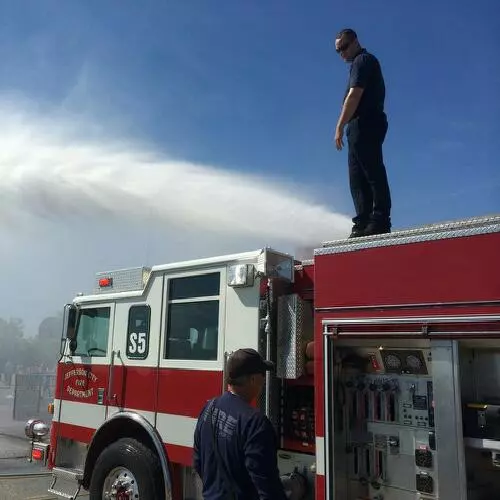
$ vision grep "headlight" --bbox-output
[25,419,50,439]
[33,421,50,437]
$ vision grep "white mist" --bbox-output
[0,100,351,247]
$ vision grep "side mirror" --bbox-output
[68,338,78,353]
[60,304,78,355]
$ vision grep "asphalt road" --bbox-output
[0,433,54,499]
[0,385,88,499]
[0,429,90,499]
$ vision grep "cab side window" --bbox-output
[126,305,151,360]
[165,272,220,361]
[73,307,110,357]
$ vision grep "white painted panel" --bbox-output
[112,275,164,368]
[106,405,156,425]
[156,413,198,447]
[54,399,195,448]
[224,279,261,354]
[53,399,106,430]
[316,436,325,475]
[152,250,263,273]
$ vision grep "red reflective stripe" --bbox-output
[56,364,222,418]
[165,443,193,467]
[49,421,95,468]
[55,364,108,403]
[316,474,325,500]
[114,366,157,413]
[52,421,95,444]
[156,369,222,417]
[315,232,500,308]
[314,325,324,436]
[170,463,185,500]
[50,421,193,468]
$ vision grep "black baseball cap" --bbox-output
[227,348,274,380]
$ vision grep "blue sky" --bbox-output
[0,1,499,334]
[1,0,499,229]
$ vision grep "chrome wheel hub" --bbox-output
[103,467,139,500]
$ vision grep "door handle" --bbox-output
[107,350,120,404]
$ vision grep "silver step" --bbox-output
[47,488,79,500]
[48,467,83,500]
[52,466,84,481]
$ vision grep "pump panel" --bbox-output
[331,344,440,500]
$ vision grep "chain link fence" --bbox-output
[12,373,56,421]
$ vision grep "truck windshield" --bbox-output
[72,307,111,357]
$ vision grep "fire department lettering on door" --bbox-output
[64,369,97,399]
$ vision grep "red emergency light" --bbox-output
[99,277,113,288]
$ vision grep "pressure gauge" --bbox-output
[384,354,402,370]
[406,354,423,371]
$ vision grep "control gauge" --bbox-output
[383,353,402,371]
[406,354,423,371]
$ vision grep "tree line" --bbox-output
[0,315,63,378]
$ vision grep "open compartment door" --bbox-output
[321,316,489,500]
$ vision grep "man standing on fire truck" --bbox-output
[193,348,288,499]
[334,28,392,238]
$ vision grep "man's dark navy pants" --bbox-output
[347,114,391,229]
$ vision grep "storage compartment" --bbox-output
[275,292,315,454]
[282,382,315,454]
[276,294,313,379]
[460,342,500,498]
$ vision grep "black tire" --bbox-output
[89,437,164,500]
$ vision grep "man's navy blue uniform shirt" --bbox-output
[193,391,287,500]
[345,48,386,122]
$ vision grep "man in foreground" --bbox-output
[193,348,288,499]
[334,28,392,238]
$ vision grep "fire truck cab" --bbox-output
[27,214,500,500]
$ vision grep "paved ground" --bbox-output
[0,423,58,499]
[0,385,89,499]
[0,386,49,498]
[0,391,32,465]
[0,474,54,500]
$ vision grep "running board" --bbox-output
[48,467,83,500]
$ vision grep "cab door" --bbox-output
[156,267,227,466]
[54,303,115,456]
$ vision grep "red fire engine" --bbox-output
[26,214,500,500]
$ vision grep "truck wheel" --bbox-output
[89,437,164,499]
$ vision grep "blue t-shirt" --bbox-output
[344,49,386,122]
[193,391,287,500]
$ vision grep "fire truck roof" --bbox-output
[74,247,294,303]
[73,214,499,303]
[317,213,500,256]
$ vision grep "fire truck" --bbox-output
[25,214,500,500]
